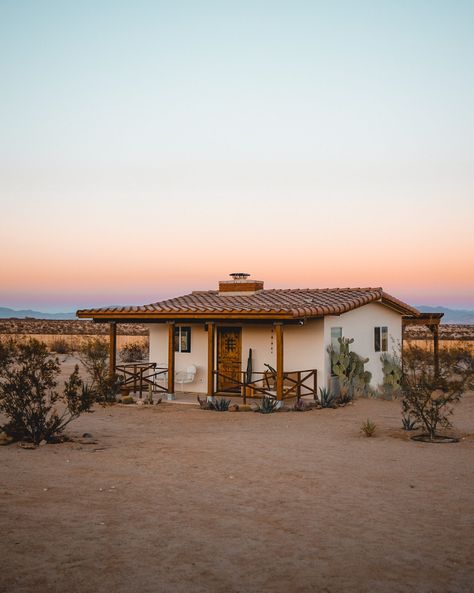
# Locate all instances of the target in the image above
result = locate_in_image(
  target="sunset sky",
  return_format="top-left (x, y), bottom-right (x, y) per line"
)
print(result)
top-left (1, 1), bottom-right (473, 312)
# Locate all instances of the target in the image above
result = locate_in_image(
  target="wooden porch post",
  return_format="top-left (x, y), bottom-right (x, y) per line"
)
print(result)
top-left (167, 322), bottom-right (175, 398)
top-left (207, 322), bottom-right (215, 398)
top-left (275, 322), bottom-right (284, 401)
top-left (109, 322), bottom-right (117, 378)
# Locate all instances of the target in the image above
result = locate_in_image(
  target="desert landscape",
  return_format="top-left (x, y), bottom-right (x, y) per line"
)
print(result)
top-left (1, 322), bottom-right (473, 593)
top-left (1, 393), bottom-right (473, 593)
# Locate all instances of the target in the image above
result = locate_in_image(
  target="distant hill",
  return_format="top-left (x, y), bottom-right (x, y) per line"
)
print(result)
top-left (417, 306), bottom-right (474, 325)
top-left (0, 307), bottom-right (76, 320)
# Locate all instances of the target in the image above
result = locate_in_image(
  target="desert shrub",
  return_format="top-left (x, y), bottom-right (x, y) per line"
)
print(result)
top-left (50, 337), bottom-right (70, 355)
top-left (119, 342), bottom-right (148, 363)
top-left (360, 419), bottom-right (376, 437)
top-left (256, 395), bottom-right (279, 414)
top-left (328, 337), bottom-right (372, 403)
top-left (319, 386), bottom-right (337, 408)
top-left (79, 337), bottom-right (121, 404)
top-left (401, 344), bottom-right (474, 440)
top-left (0, 339), bottom-right (94, 445)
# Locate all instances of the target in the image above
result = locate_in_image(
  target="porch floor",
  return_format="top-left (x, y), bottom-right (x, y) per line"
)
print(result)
top-left (127, 390), bottom-right (315, 406)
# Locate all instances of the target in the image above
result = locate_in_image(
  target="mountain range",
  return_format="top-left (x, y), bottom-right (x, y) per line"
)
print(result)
top-left (0, 307), bottom-right (76, 320)
top-left (0, 304), bottom-right (473, 323)
top-left (416, 306), bottom-right (474, 325)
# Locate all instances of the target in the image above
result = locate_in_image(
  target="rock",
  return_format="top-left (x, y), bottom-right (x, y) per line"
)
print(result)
top-left (228, 404), bottom-right (239, 412)
top-left (82, 432), bottom-right (93, 438)
top-left (136, 399), bottom-right (145, 406)
top-left (0, 432), bottom-right (14, 446)
top-left (39, 439), bottom-right (47, 447)
top-left (121, 395), bottom-right (135, 405)
top-left (430, 389), bottom-right (445, 401)
top-left (18, 442), bottom-right (36, 449)
top-left (238, 405), bottom-right (252, 412)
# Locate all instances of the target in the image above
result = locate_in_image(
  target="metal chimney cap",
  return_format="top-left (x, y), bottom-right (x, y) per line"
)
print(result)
top-left (229, 272), bottom-right (250, 280)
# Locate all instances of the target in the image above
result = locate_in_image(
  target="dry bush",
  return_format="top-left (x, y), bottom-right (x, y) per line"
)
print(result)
top-left (401, 344), bottom-right (474, 440)
top-left (78, 337), bottom-right (122, 404)
top-left (119, 342), bottom-right (148, 363)
top-left (0, 339), bottom-right (94, 445)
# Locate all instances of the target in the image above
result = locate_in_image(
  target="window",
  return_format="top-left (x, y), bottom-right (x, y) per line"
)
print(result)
top-left (330, 327), bottom-right (342, 375)
top-left (331, 327), bottom-right (342, 351)
top-left (374, 326), bottom-right (388, 352)
top-left (174, 326), bottom-right (191, 353)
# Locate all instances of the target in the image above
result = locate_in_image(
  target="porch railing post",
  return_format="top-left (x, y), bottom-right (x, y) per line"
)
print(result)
top-left (167, 322), bottom-right (175, 399)
top-left (313, 370), bottom-right (318, 401)
top-left (207, 322), bottom-right (215, 398)
top-left (275, 322), bottom-right (284, 400)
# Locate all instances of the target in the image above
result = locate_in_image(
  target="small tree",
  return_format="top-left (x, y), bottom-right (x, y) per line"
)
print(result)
top-left (401, 344), bottom-right (474, 441)
top-left (0, 339), bottom-right (94, 445)
top-left (79, 337), bottom-right (122, 404)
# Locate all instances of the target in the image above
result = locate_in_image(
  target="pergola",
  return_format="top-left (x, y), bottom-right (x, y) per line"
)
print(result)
top-left (402, 312), bottom-right (444, 375)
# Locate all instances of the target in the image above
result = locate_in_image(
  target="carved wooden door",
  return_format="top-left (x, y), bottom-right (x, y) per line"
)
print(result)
top-left (217, 327), bottom-right (242, 392)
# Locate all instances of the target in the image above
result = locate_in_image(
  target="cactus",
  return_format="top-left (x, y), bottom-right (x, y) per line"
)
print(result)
top-left (380, 353), bottom-right (402, 397)
top-left (328, 337), bottom-right (372, 402)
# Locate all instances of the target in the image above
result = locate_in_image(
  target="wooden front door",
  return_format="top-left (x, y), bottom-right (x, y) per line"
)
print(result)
top-left (217, 327), bottom-right (242, 392)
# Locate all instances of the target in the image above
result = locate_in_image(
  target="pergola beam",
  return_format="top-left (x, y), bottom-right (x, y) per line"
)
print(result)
top-left (109, 322), bottom-right (117, 378)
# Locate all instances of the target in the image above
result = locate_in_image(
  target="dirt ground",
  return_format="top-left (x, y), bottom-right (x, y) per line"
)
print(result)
top-left (1, 385), bottom-right (473, 593)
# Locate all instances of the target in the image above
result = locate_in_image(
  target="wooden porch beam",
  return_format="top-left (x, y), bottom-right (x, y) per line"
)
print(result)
top-left (167, 322), bottom-right (175, 397)
top-left (207, 322), bottom-right (215, 398)
top-left (275, 322), bottom-right (284, 401)
top-left (109, 322), bottom-right (117, 378)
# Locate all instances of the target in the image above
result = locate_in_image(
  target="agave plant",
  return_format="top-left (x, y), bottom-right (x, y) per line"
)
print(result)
top-left (256, 395), bottom-right (279, 414)
top-left (208, 397), bottom-right (231, 412)
top-left (319, 387), bottom-right (337, 408)
top-left (401, 414), bottom-right (418, 431)
top-left (360, 418), bottom-right (376, 437)
top-left (292, 398), bottom-right (309, 412)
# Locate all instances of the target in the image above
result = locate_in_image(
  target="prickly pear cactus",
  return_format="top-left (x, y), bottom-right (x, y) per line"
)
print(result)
top-left (328, 337), bottom-right (372, 400)
top-left (380, 353), bottom-right (402, 397)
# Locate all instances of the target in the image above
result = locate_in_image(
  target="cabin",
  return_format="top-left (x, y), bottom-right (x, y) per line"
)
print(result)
top-left (76, 274), bottom-right (442, 401)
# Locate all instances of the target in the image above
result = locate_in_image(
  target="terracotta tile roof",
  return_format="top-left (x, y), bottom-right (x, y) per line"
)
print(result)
top-left (76, 287), bottom-right (420, 320)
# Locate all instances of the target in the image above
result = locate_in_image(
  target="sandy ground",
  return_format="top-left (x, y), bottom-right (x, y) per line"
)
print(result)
top-left (1, 384), bottom-right (473, 593)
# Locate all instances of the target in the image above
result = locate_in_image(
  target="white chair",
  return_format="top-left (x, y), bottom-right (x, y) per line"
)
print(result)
top-left (175, 365), bottom-right (197, 392)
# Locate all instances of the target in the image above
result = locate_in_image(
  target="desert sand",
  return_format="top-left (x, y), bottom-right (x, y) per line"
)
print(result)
top-left (1, 383), bottom-right (473, 593)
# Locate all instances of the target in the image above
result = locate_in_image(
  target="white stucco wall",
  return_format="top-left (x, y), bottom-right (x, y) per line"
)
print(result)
top-left (323, 302), bottom-right (402, 388)
top-left (147, 303), bottom-right (402, 394)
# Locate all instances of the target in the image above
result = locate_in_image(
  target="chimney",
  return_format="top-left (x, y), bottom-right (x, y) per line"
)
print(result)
top-left (218, 273), bottom-right (264, 296)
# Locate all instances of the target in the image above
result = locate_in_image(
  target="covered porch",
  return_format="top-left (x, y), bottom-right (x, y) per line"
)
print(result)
top-left (107, 320), bottom-right (318, 401)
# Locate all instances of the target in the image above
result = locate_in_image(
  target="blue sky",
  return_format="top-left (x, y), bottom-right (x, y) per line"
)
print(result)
top-left (0, 1), bottom-right (473, 311)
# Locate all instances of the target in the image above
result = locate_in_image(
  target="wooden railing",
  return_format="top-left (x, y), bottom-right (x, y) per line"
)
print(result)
top-left (213, 369), bottom-right (317, 403)
top-left (115, 362), bottom-right (168, 398)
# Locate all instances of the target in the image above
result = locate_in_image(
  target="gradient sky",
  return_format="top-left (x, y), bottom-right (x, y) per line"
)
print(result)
top-left (1, 0), bottom-right (473, 312)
